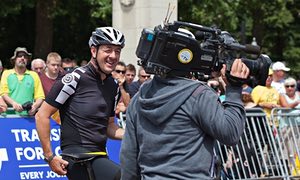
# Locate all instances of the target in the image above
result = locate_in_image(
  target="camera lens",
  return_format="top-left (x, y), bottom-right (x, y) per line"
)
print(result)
top-left (242, 54), bottom-right (272, 86)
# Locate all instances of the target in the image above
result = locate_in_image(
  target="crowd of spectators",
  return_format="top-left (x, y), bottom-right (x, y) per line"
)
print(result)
top-left (206, 61), bottom-right (299, 120)
top-left (1, 46), bottom-right (300, 179)
top-left (203, 61), bottom-right (300, 179)
top-left (0, 46), bottom-right (299, 120)
top-left (0, 47), bottom-right (155, 118)
top-left (0, 46), bottom-right (299, 123)
top-left (0, 47), bottom-right (77, 116)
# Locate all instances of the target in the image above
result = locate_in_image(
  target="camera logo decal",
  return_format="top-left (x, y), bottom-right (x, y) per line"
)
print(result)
top-left (178, 48), bottom-right (193, 64)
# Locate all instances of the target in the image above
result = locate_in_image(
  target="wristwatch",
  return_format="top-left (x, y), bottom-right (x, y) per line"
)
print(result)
top-left (44, 154), bottom-right (56, 164)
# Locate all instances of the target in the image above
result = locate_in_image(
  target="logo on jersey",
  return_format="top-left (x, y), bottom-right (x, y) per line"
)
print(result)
top-left (62, 73), bottom-right (74, 85)
top-left (0, 148), bottom-right (8, 171)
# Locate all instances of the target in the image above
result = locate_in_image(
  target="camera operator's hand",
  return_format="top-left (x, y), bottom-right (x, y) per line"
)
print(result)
top-left (230, 59), bottom-right (249, 79)
top-left (224, 59), bottom-right (250, 86)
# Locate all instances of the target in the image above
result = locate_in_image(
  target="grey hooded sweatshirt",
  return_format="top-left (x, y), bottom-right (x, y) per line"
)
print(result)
top-left (120, 76), bottom-right (245, 180)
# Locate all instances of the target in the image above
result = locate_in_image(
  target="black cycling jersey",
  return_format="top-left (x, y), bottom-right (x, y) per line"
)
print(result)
top-left (46, 63), bottom-right (120, 152)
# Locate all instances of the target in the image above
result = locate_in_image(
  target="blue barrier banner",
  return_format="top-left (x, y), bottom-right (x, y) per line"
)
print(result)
top-left (106, 117), bottom-right (122, 164)
top-left (106, 139), bottom-right (121, 164)
top-left (0, 117), bottom-right (66, 180)
top-left (0, 117), bottom-right (122, 180)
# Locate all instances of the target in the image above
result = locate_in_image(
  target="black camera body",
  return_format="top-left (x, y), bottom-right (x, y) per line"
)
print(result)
top-left (136, 21), bottom-right (272, 85)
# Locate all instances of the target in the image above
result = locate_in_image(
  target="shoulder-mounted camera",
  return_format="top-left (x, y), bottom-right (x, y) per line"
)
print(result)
top-left (136, 21), bottom-right (272, 85)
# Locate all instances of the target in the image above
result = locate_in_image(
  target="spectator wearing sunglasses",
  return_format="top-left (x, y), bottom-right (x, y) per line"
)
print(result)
top-left (0, 47), bottom-right (45, 115)
top-left (280, 77), bottom-right (300, 109)
top-left (61, 57), bottom-right (76, 73)
top-left (128, 66), bottom-right (151, 98)
top-left (112, 61), bottom-right (130, 110)
top-left (278, 77), bottom-right (300, 167)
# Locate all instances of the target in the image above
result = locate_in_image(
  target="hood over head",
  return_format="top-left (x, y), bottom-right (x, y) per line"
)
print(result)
top-left (137, 76), bottom-right (202, 125)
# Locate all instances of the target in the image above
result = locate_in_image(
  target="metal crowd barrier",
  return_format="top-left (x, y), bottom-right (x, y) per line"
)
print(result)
top-left (217, 108), bottom-right (285, 180)
top-left (118, 108), bottom-right (287, 179)
top-left (117, 111), bottom-right (126, 129)
top-left (0, 107), bottom-right (31, 118)
top-left (271, 108), bottom-right (300, 180)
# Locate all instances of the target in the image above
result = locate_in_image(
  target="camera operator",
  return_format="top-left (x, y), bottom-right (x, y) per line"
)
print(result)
top-left (120, 56), bottom-right (249, 179)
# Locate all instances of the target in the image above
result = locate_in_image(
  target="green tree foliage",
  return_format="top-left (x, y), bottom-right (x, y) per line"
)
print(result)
top-left (0, 0), bottom-right (35, 17)
top-left (178, 0), bottom-right (239, 30)
top-left (88, 0), bottom-right (112, 23)
top-left (178, 0), bottom-right (300, 76)
top-left (51, 0), bottom-right (111, 61)
top-left (0, 1), bottom-right (36, 68)
top-left (0, 0), bottom-right (111, 68)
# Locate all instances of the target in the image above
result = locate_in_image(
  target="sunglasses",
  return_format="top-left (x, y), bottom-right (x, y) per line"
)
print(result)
top-left (16, 53), bottom-right (29, 59)
top-left (64, 67), bottom-right (75, 72)
top-left (285, 84), bottom-right (295, 88)
top-left (115, 70), bottom-right (126, 74)
top-left (141, 75), bottom-right (150, 78)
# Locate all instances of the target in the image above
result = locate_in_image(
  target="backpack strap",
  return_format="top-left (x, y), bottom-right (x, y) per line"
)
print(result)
top-left (192, 84), bottom-right (206, 97)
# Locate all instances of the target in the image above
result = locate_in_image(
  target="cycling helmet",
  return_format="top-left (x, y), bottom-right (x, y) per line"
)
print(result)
top-left (88, 27), bottom-right (125, 48)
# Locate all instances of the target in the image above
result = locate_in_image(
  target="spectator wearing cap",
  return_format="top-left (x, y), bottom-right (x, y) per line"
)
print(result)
top-left (0, 47), bottom-right (45, 115)
top-left (271, 61), bottom-right (290, 94)
top-left (241, 83), bottom-right (256, 108)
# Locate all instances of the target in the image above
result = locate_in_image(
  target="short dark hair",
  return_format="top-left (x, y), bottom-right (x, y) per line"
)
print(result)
top-left (126, 63), bottom-right (136, 73)
top-left (117, 61), bottom-right (126, 68)
top-left (62, 57), bottom-right (73, 63)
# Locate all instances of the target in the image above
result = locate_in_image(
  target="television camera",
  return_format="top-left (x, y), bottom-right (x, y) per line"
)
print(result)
top-left (136, 21), bottom-right (272, 85)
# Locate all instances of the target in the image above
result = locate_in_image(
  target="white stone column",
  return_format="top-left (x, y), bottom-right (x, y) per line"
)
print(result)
top-left (113, 0), bottom-right (178, 68)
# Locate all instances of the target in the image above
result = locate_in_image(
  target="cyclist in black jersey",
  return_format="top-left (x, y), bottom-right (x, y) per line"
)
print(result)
top-left (35, 27), bottom-right (125, 180)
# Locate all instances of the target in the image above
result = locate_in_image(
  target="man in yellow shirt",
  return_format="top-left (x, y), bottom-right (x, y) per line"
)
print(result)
top-left (0, 47), bottom-right (45, 115)
top-left (251, 69), bottom-right (280, 118)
